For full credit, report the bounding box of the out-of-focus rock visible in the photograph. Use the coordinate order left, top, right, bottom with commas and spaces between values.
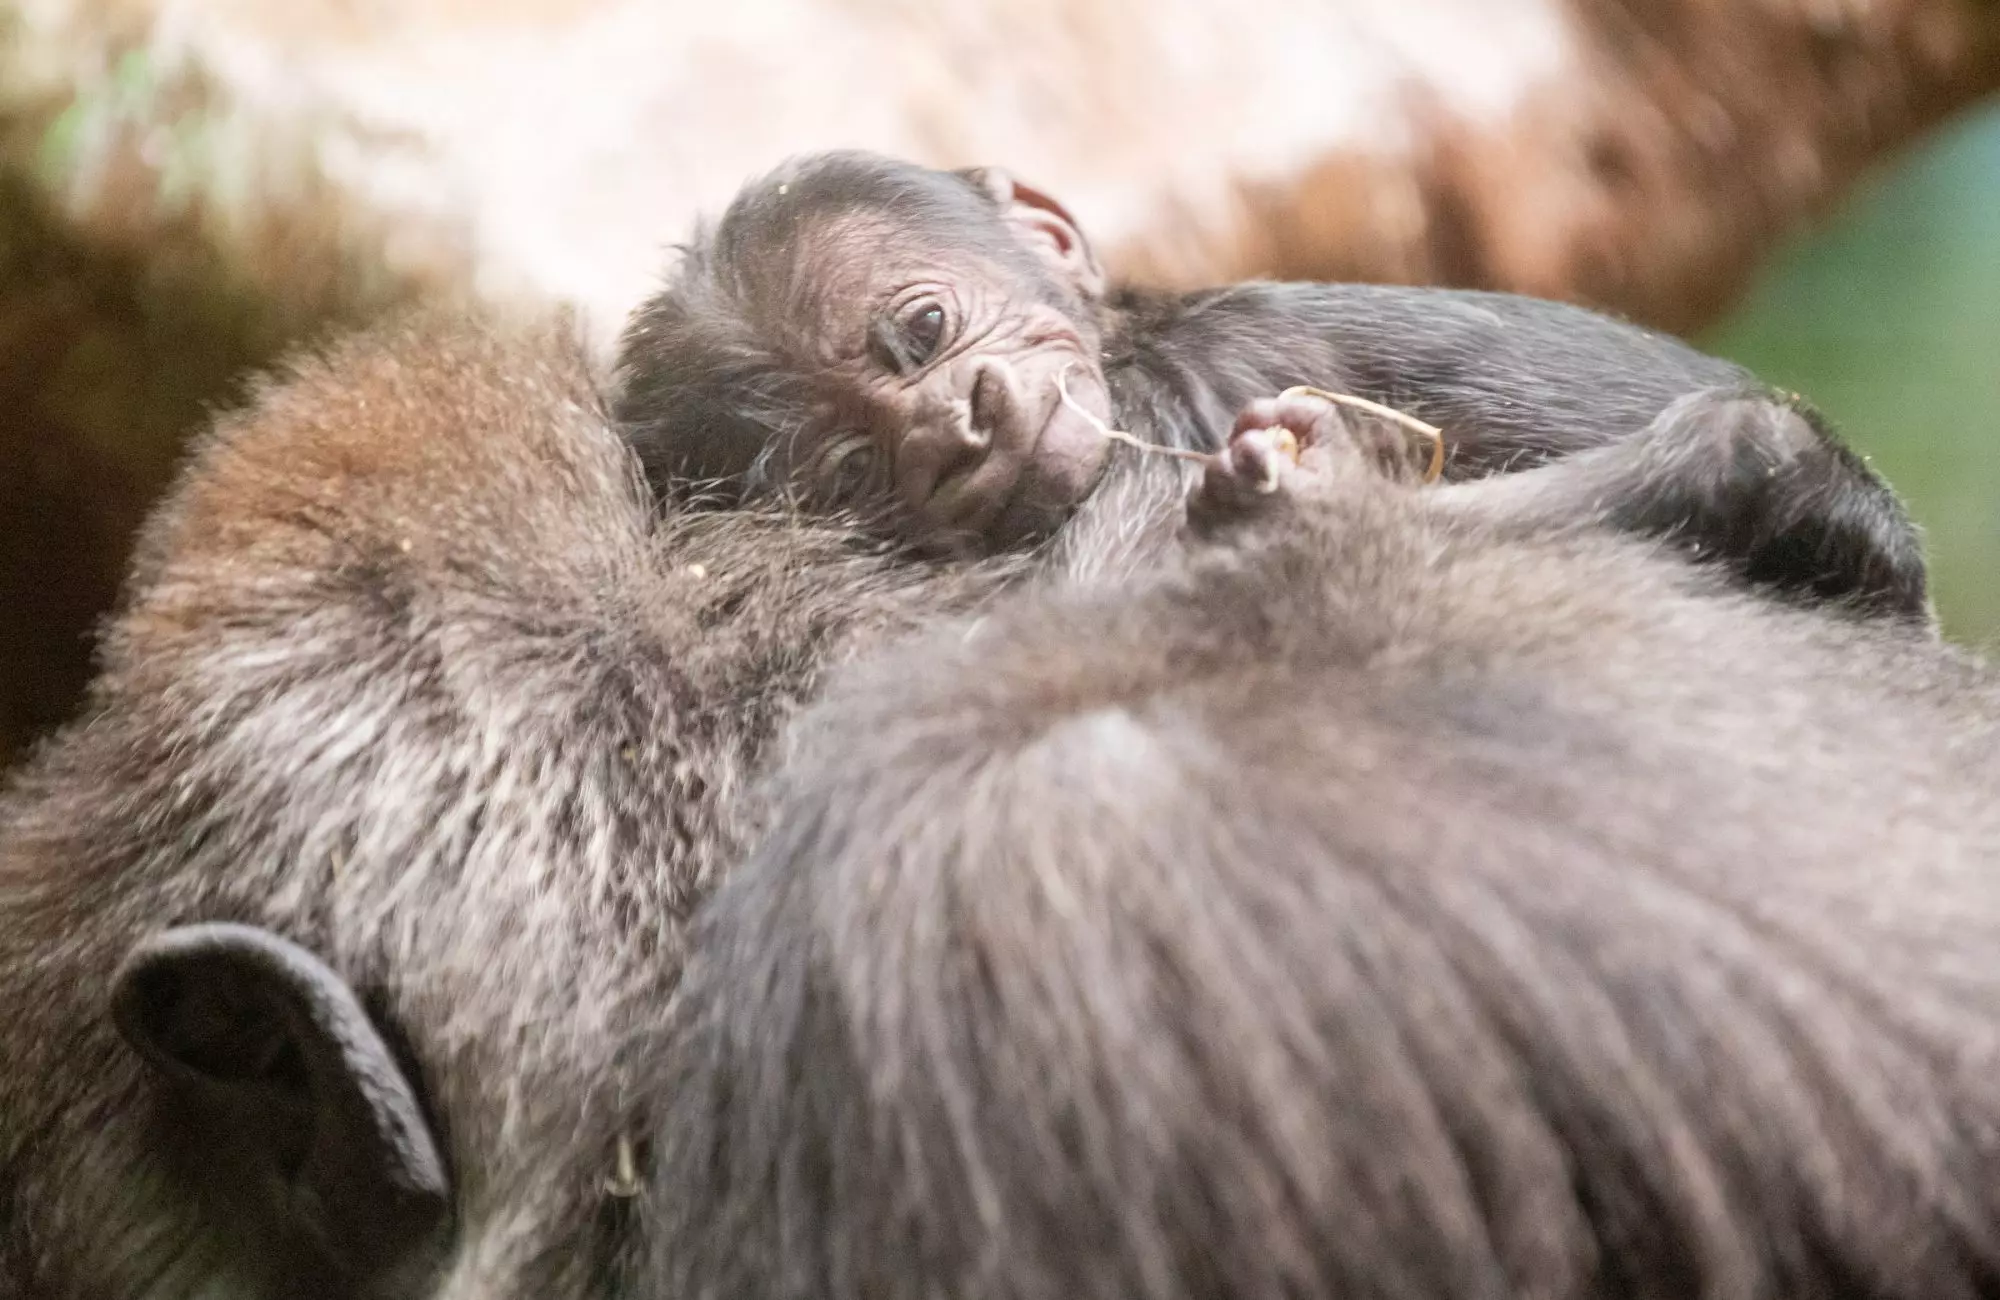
0, 168, 328, 767
8, 0, 1998, 341
2, 0, 1998, 763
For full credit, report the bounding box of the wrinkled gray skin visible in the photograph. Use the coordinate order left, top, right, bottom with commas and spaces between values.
1, 304, 1994, 1300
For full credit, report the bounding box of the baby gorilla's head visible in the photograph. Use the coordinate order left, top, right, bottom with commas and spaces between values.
615, 151, 1115, 547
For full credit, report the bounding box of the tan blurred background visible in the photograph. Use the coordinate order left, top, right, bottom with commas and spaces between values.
3, 0, 1999, 766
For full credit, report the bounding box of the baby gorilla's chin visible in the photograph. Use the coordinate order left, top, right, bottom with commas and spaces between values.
986, 391, 1114, 545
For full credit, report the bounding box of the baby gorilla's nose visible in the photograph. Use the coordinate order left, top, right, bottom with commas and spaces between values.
894, 361, 1042, 539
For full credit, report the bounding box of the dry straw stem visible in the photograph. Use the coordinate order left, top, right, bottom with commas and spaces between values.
603, 1135, 642, 1198
1055, 366, 1210, 464
1056, 367, 1445, 483
1278, 386, 1445, 483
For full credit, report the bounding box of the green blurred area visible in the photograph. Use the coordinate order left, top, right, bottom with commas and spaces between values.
1706, 103, 2000, 647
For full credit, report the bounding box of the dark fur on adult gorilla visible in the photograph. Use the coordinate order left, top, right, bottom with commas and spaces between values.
1, 306, 1997, 1300
654, 404, 2000, 1299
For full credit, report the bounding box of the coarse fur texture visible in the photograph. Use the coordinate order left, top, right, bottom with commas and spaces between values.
0, 311, 1027, 1299
0, 300, 1991, 1299
653, 406, 2000, 1300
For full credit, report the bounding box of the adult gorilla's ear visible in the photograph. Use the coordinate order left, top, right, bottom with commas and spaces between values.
111, 923, 451, 1276
961, 166, 1107, 302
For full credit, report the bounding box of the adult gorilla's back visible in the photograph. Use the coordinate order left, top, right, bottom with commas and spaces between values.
655, 436, 2000, 1300
5, 307, 2000, 1300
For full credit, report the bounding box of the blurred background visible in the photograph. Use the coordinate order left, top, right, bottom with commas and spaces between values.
1710, 103, 2000, 646
2, 0, 1998, 767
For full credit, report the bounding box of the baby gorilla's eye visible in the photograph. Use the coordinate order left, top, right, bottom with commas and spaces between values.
867, 298, 954, 375
818, 435, 883, 501
895, 300, 948, 367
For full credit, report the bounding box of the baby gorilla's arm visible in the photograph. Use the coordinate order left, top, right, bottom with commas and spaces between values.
1193, 389, 1929, 625
1428, 389, 1929, 622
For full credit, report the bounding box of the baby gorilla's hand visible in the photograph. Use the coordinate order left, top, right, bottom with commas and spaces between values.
1190, 389, 1431, 527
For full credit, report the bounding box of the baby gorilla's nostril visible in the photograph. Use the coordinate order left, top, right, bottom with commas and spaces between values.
968, 364, 1022, 450
956, 393, 992, 452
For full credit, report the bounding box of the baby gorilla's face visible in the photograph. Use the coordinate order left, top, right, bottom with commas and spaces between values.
782, 219, 1114, 548
617, 154, 1123, 549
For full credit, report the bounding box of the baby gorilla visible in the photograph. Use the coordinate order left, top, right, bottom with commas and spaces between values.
616, 151, 1926, 620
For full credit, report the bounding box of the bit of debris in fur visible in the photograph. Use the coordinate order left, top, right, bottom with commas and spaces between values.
1057, 366, 1445, 483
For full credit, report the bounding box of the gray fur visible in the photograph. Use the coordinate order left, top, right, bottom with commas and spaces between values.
652, 413, 2000, 1300
0, 303, 1992, 1300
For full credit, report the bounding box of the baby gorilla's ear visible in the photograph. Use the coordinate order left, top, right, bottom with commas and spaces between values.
961, 166, 1106, 302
